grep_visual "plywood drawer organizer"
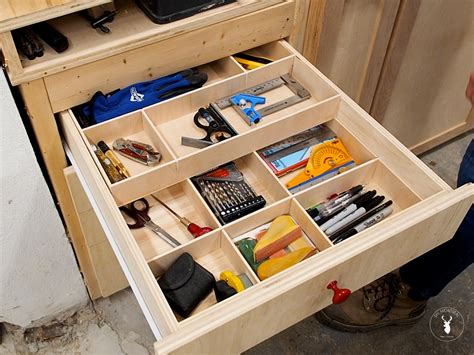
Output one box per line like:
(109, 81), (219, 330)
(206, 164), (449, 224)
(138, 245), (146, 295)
(59, 37), (474, 353)
(2, 1), (471, 352)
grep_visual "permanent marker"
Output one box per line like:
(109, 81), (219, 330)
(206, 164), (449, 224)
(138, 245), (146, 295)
(329, 200), (394, 241)
(307, 185), (363, 219)
(313, 189), (366, 223)
(333, 206), (394, 244)
(325, 195), (385, 235)
(311, 185), (364, 221)
(319, 190), (376, 231)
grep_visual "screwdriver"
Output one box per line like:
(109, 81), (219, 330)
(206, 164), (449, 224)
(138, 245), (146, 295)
(151, 194), (213, 238)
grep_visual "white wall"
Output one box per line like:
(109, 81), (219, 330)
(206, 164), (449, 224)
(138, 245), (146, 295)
(0, 71), (88, 327)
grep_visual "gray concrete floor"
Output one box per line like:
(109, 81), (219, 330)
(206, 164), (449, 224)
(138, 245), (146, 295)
(1, 132), (472, 354)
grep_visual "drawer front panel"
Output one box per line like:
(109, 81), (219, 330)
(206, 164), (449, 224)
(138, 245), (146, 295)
(154, 186), (473, 354)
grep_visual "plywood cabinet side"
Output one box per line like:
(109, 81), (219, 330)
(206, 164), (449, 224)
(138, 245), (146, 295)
(290, 0), (400, 112)
(17, 79), (102, 299)
(371, 0), (474, 153)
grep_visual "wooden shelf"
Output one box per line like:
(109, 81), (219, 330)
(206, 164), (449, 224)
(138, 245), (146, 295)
(0, 0), (112, 32)
(8, 0), (285, 84)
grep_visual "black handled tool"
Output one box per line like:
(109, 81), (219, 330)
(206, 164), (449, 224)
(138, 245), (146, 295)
(181, 103), (238, 149)
(81, 10), (116, 33)
(32, 22), (69, 53)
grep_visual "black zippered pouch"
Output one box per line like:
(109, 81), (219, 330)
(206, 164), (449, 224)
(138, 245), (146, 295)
(158, 253), (215, 318)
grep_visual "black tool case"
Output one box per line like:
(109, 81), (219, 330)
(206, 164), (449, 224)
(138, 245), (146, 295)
(135, 0), (237, 24)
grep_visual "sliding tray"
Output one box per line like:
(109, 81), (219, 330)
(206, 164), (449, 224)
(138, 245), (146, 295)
(60, 40), (473, 354)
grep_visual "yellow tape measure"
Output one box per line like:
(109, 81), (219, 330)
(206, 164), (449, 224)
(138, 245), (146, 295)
(286, 138), (353, 189)
(220, 271), (245, 292)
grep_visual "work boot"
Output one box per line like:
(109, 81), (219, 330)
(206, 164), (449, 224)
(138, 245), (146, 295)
(316, 273), (427, 332)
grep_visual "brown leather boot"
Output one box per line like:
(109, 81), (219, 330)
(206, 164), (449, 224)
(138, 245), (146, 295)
(316, 273), (427, 332)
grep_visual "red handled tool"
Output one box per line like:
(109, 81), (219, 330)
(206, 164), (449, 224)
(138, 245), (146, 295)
(151, 194), (213, 238)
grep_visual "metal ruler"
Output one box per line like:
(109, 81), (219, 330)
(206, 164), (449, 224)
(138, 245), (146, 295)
(215, 74), (311, 125)
(215, 77), (286, 109)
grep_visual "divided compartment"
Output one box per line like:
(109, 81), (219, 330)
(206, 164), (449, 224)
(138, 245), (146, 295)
(147, 230), (258, 321)
(231, 40), (294, 71)
(233, 152), (291, 205)
(294, 159), (423, 242)
(195, 56), (246, 85)
(274, 118), (378, 193)
(82, 110), (177, 186)
(120, 180), (221, 262)
(190, 152), (290, 225)
(224, 198), (334, 270)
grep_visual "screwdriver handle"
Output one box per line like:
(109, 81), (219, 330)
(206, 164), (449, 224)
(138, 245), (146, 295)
(180, 217), (213, 238)
(188, 223), (213, 238)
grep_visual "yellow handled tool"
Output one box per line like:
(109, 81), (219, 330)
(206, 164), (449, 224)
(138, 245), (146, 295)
(286, 138), (353, 189)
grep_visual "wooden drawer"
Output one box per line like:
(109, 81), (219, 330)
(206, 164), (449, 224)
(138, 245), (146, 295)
(60, 40), (473, 354)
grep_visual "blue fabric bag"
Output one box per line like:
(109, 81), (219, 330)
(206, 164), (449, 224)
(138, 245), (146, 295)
(83, 68), (207, 124)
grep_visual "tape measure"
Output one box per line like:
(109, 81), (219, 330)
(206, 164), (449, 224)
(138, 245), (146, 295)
(286, 138), (354, 189)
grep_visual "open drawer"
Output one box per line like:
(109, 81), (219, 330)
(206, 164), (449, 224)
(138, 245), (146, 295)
(60, 40), (474, 354)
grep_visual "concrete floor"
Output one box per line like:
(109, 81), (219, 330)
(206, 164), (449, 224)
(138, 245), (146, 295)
(1, 132), (472, 354)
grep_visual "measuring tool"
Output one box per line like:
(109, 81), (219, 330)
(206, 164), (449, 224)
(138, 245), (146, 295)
(181, 103), (238, 149)
(120, 198), (180, 247)
(215, 74), (311, 125)
(259, 126), (334, 158)
(258, 125), (336, 177)
(113, 138), (161, 166)
(150, 194), (213, 238)
(286, 138), (355, 191)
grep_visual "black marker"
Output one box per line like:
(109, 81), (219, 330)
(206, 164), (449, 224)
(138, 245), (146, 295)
(333, 205), (394, 244)
(329, 200), (394, 241)
(325, 195), (385, 235)
(318, 190), (376, 229)
(308, 185), (364, 220)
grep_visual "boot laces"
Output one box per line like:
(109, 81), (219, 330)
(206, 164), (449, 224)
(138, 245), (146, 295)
(362, 273), (402, 320)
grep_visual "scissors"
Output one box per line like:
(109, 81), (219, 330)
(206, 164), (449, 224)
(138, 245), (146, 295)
(120, 198), (181, 248)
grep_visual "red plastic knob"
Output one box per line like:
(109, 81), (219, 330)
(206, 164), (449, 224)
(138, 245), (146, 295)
(327, 281), (351, 304)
